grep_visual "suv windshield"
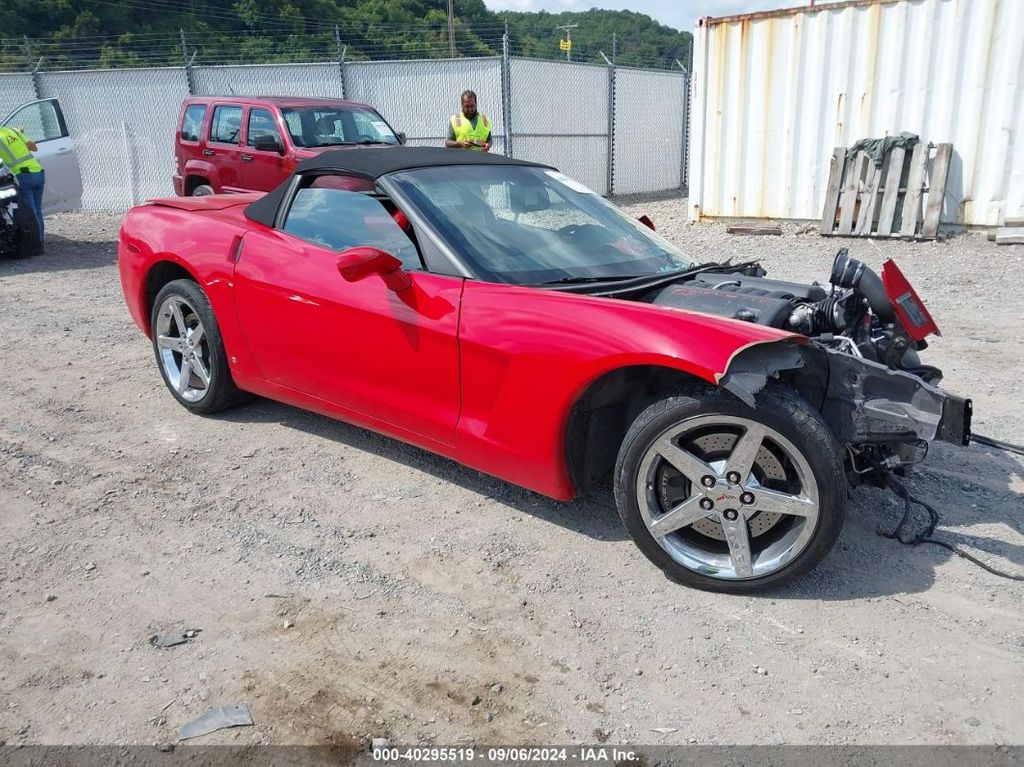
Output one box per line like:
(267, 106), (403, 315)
(388, 165), (694, 284)
(282, 107), (399, 148)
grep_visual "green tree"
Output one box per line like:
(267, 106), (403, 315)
(0, 0), (692, 71)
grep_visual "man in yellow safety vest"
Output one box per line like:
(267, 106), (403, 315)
(444, 90), (491, 152)
(0, 125), (44, 247)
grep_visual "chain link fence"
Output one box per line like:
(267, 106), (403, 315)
(612, 67), (689, 195)
(346, 57), (506, 156)
(0, 73), (36, 114)
(192, 63), (344, 100)
(509, 57), (610, 194)
(38, 67), (189, 209)
(1, 53), (688, 211)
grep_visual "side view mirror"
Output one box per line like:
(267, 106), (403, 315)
(638, 214), (656, 231)
(253, 134), (283, 154)
(397, 131), (407, 145)
(337, 246), (411, 292)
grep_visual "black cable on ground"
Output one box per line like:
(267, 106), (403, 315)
(972, 433), (1024, 457)
(879, 476), (1024, 582)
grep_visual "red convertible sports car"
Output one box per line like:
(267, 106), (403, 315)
(118, 147), (971, 592)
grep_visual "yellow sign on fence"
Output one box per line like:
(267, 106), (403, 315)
(559, 39), (572, 51)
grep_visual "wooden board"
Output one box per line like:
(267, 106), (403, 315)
(899, 143), (928, 237)
(819, 148), (846, 235)
(726, 224), (782, 235)
(837, 152), (868, 235)
(855, 160), (884, 235)
(995, 227), (1024, 245)
(875, 146), (906, 236)
(921, 143), (953, 239)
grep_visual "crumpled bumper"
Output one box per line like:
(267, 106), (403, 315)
(822, 349), (972, 446)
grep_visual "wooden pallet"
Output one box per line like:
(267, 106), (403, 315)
(820, 142), (952, 240)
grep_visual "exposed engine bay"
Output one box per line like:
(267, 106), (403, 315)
(633, 249), (973, 480)
(644, 249), (939, 376)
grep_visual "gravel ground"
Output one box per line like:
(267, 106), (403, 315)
(0, 203), (1022, 749)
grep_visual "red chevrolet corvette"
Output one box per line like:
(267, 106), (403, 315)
(118, 147), (971, 592)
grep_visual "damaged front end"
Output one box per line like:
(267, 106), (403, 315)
(710, 250), (972, 480)
(820, 347), (971, 447)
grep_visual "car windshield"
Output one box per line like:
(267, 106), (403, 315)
(387, 165), (694, 284)
(281, 107), (399, 148)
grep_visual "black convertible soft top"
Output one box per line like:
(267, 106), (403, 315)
(297, 145), (546, 177)
(245, 146), (551, 227)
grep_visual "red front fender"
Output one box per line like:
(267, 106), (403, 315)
(455, 281), (797, 500)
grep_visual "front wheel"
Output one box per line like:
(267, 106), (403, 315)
(614, 384), (846, 593)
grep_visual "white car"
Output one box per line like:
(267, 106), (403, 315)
(2, 97), (83, 214)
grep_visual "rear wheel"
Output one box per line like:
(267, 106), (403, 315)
(614, 384), (846, 593)
(191, 183), (214, 196)
(150, 279), (244, 414)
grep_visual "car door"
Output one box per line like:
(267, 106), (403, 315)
(238, 106), (289, 192)
(175, 102), (209, 195)
(232, 185), (462, 445)
(205, 104), (245, 192)
(2, 98), (83, 214)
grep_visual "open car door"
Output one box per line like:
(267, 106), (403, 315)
(2, 98), (83, 214)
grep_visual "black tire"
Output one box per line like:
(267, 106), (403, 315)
(150, 278), (246, 414)
(191, 184), (215, 196)
(10, 205), (40, 259)
(613, 383), (847, 593)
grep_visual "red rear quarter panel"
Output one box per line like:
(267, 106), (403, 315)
(456, 281), (796, 499)
(117, 195), (264, 378)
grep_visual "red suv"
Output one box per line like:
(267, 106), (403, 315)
(173, 96), (404, 196)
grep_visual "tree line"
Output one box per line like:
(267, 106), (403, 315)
(0, 0), (692, 71)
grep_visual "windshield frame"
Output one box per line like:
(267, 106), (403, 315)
(381, 164), (694, 285)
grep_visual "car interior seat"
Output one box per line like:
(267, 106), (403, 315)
(315, 115), (339, 141)
(225, 117), (240, 143)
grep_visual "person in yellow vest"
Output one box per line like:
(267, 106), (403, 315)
(0, 126), (44, 246)
(444, 90), (491, 152)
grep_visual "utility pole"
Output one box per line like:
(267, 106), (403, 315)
(556, 23), (578, 62)
(180, 29), (195, 96)
(335, 25), (347, 99)
(447, 0), (456, 57)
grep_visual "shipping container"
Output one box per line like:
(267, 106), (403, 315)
(688, 0), (1023, 227)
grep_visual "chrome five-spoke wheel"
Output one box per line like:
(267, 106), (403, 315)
(150, 279), (245, 415)
(636, 415), (819, 580)
(155, 294), (212, 404)
(614, 385), (845, 592)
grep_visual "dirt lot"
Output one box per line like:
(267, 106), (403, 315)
(1, 204), (1022, 749)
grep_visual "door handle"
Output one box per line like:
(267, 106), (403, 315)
(202, 149), (215, 157)
(56, 147), (71, 154)
(241, 154), (253, 161)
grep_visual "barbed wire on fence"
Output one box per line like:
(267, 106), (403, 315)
(0, 18), (688, 73)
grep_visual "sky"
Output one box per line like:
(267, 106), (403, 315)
(481, 0), (812, 31)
